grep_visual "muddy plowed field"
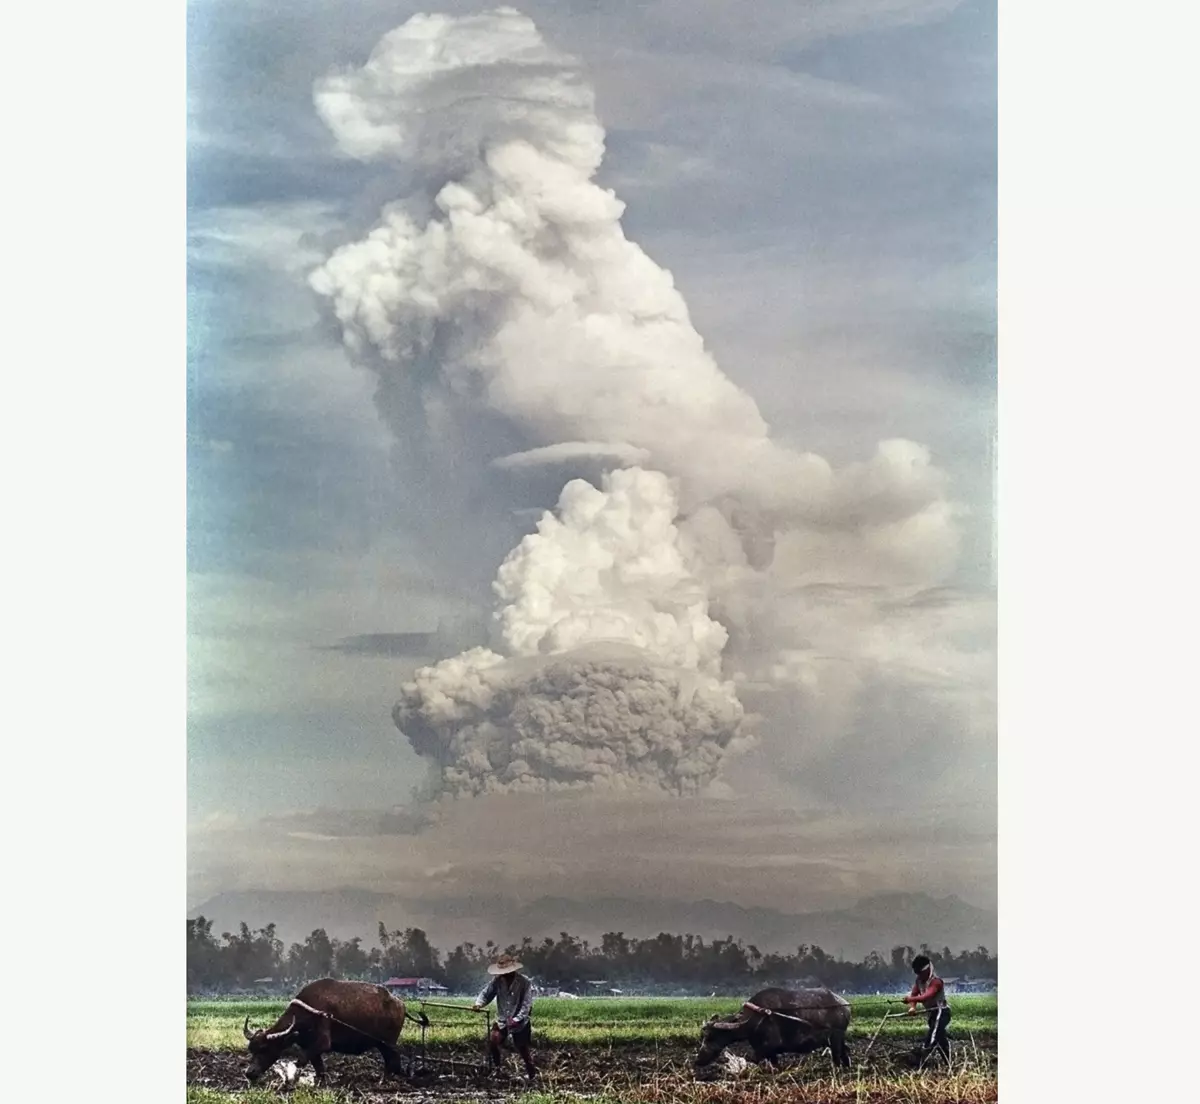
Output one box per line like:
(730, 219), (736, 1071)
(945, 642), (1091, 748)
(188, 1034), (997, 1099)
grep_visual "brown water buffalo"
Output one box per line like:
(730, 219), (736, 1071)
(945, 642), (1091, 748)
(695, 986), (852, 1070)
(243, 978), (410, 1083)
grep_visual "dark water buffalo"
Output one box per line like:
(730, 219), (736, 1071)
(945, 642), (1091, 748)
(243, 978), (409, 1083)
(695, 987), (852, 1070)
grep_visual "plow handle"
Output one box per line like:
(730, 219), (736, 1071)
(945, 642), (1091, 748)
(418, 1000), (489, 1013)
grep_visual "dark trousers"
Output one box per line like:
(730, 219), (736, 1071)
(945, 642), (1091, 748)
(489, 1020), (536, 1076)
(922, 1007), (952, 1064)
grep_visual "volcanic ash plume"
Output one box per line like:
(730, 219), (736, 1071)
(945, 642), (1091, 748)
(395, 649), (746, 797)
(494, 468), (729, 672)
(309, 8), (956, 553)
(393, 467), (747, 797)
(309, 7), (829, 515)
(308, 9), (968, 799)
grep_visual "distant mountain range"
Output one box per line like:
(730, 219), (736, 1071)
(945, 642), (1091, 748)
(188, 888), (995, 960)
(503, 892), (995, 960)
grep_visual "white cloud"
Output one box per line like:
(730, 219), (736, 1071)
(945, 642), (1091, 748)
(188, 202), (340, 273)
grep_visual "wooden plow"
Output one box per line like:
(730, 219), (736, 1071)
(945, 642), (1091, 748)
(858, 1001), (951, 1070)
(861, 1004), (912, 1061)
(407, 999), (493, 1079)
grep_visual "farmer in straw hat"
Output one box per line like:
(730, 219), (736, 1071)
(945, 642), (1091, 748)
(472, 953), (537, 1080)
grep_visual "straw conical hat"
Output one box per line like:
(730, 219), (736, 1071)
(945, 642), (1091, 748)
(487, 954), (523, 976)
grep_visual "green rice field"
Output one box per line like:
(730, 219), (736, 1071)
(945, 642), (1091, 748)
(188, 994), (996, 1050)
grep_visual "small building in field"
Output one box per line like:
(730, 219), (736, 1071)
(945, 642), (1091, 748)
(383, 976), (449, 997)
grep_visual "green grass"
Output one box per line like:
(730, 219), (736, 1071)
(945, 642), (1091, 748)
(188, 995), (996, 1051)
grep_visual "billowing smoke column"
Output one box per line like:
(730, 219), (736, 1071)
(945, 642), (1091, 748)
(494, 468), (728, 672)
(395, 646), (746, 797)
(309, 9), (964, 798)
(394, 467), (747, 796)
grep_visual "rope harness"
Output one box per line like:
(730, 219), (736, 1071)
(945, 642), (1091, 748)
(740, 1000), (824, 1029)
(736, 997), (952, 1071)
(273, 997), (404, 1050)
(255, 995), (494, 1077)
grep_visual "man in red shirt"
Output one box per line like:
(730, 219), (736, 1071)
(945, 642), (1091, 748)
(904, 954), (951, 1065)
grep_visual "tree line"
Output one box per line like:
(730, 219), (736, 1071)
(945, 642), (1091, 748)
(187, 917), (997, 996)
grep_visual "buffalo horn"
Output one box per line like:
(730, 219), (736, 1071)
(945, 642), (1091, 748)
(264, 1015), (296, 1041)
(711, 1019), (743, 1031)
(242, 1016), (254, 1040)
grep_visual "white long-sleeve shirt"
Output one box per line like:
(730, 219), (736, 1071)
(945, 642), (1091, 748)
(475, 973), (534, 1026)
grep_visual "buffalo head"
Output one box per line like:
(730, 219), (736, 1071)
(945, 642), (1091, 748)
(694, 1012), (746, 1068)
(243, 1014), (300, 1082)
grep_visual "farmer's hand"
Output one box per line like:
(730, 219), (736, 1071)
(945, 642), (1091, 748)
(471, 1004), (482, 1012)
(907, 1004), (919, 1016)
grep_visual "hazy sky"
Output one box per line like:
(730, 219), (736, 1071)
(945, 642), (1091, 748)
(187, 0), (996, 920)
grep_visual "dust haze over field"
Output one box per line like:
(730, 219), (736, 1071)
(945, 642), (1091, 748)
(187, 1), (996, 933)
